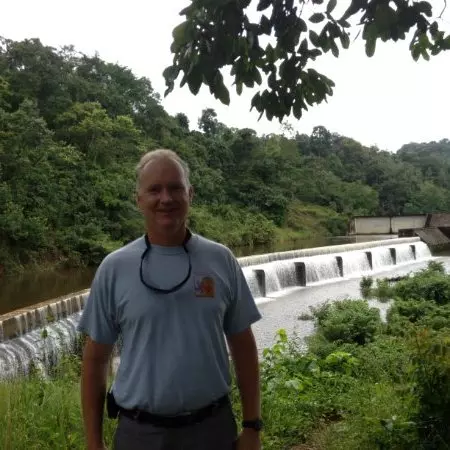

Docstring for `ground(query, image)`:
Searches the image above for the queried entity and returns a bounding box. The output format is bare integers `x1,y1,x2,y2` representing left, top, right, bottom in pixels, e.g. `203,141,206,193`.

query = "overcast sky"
1,0,449,151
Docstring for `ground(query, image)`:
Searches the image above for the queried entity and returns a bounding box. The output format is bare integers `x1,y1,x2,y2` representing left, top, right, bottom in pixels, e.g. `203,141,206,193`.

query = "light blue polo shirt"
77,233,261,415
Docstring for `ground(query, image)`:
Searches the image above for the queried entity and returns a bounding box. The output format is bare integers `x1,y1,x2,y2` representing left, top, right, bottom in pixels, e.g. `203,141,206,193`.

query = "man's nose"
160,188,173,203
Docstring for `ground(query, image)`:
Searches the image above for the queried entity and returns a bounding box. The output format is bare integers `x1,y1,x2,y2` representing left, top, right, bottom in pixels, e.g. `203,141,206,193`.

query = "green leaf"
293,99,303,119
187,66,202,95
416,1,432,17
299,38,308,53
340,32,350,49
365,38,376,57
172,21,190,45
238,0,252,7
162,65,179,82
215,81,230,105
310,13,325,23
298,18,308,32
253,67,263,85
309,30,321,47
338,18,351,28
257,0,272,11
250,92,263,111
236,82,243,95
421,48,430,61
330,40,339,57
326,0,337,14
260,15,271,34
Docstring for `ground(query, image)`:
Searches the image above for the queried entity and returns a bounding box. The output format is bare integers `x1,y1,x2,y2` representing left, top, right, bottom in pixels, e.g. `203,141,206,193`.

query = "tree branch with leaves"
163,0,450,122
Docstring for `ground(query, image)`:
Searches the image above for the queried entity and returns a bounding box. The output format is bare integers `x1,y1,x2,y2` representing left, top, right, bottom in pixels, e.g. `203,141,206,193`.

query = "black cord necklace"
139,230,192,294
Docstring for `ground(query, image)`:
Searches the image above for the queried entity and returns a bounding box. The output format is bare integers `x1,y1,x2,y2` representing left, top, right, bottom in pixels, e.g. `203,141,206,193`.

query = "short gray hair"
135,149,191,192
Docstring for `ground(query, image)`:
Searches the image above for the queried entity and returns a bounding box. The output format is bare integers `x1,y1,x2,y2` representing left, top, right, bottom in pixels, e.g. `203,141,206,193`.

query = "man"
78,149,263,450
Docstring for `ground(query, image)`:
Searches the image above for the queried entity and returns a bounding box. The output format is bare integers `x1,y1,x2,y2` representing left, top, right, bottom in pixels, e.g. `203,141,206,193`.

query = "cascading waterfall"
371,247,394,270
0,312,82,380
341,251,372,277
416,241,432,259
304,255,341,284
396,244,415,264
262,264,282,294
242,267,261,299
273,261,297,289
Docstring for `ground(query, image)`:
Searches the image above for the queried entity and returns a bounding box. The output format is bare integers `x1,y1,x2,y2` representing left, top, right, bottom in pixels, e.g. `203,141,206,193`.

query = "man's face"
136,157,193,235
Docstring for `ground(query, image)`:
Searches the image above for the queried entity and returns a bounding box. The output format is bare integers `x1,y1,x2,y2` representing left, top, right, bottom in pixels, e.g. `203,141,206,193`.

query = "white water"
341,251,372,277
0,313,81,380
264,264,282,294
304,255,341,284
371,247,394,270
396,244,415,264
416,241,432,259
243,267,261,299
273,261,297,289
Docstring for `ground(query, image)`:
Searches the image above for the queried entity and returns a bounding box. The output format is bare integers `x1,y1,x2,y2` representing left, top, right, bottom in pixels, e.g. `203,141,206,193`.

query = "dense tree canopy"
0,36,449,274
164,0,450,121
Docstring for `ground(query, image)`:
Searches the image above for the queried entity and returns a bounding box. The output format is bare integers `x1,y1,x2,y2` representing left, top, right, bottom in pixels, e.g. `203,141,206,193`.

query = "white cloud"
1,0,449,151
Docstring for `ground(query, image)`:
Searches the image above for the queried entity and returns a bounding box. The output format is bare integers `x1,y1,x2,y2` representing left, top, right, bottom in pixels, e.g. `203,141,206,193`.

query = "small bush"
311,299,382,345
373,279,393,302
360,276,373,298
411,329,450,447
394,271,450,305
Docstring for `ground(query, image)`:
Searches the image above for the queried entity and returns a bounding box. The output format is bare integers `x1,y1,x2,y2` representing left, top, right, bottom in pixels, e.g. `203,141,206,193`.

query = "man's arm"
81,336,114,450
227,327,261,421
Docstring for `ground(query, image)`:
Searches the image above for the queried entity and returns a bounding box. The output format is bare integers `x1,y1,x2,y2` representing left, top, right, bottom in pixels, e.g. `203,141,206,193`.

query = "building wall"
350,215,427,235
391,216,427,232
352,217,391,234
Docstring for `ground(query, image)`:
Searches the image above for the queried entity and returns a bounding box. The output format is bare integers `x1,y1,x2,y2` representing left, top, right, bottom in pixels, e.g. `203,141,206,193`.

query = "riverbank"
1,201,348,279
1,263,449,449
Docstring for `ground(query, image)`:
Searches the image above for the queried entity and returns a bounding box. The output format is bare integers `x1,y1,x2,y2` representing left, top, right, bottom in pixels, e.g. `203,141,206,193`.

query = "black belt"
118,394,230,428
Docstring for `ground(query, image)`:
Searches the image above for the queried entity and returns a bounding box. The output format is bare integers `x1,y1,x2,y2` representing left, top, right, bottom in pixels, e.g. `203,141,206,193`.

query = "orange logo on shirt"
194,276,215,298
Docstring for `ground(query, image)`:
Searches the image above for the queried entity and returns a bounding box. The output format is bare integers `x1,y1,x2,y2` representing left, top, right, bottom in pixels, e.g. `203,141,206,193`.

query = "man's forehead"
139,156,189,187
142,157,183,176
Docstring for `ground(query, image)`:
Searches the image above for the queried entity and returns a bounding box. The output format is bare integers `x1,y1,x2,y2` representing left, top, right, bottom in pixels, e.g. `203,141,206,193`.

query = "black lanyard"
139,230,192,294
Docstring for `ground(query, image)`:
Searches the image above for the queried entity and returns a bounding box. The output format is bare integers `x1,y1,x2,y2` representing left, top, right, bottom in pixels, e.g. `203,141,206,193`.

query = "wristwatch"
242,418,264,431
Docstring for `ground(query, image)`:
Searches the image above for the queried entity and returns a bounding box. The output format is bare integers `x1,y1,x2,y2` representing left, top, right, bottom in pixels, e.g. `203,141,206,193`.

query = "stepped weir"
0,237,432,379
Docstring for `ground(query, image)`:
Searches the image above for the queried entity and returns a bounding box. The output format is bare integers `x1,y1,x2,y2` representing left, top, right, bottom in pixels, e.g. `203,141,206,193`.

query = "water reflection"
0,234,397,315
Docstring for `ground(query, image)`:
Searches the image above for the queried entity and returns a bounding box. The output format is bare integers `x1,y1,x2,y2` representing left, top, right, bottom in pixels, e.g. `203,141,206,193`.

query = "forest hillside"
1,37,449,274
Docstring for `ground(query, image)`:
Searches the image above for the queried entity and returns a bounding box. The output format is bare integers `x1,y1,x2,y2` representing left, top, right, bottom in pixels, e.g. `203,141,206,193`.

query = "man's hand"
236,429,261,450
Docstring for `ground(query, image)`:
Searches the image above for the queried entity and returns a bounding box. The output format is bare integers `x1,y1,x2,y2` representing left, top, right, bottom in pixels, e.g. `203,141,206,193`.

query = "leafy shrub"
259,330,357,449
188,204,276,247
393,266,450,305
311,299,382,345
411,329,450,448
424,260,446,275
373,279,393,302
360,276,373,298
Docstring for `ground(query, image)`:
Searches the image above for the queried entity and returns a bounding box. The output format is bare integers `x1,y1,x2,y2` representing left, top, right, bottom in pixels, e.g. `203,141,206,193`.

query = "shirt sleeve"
77,257,119,345
223,255,262,336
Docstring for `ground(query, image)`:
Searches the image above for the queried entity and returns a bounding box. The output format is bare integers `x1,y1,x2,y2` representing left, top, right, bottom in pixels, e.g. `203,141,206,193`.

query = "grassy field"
1,262,449,449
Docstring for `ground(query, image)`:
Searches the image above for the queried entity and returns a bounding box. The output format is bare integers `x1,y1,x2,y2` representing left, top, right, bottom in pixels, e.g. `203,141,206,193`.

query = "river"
0,234,397,316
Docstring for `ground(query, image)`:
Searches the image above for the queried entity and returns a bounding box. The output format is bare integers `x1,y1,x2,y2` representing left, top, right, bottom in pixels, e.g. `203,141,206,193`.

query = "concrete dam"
0,237,433,379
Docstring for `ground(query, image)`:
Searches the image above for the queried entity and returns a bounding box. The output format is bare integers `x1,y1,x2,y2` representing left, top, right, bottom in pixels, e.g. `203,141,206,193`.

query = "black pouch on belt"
106,390,120,419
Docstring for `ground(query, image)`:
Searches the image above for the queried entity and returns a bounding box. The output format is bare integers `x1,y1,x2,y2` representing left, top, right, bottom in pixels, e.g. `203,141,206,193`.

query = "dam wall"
0,237,435,379
0,237,422,344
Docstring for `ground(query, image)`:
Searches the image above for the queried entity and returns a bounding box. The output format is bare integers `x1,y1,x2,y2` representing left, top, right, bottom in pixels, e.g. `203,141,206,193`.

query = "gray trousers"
113,402,238,450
